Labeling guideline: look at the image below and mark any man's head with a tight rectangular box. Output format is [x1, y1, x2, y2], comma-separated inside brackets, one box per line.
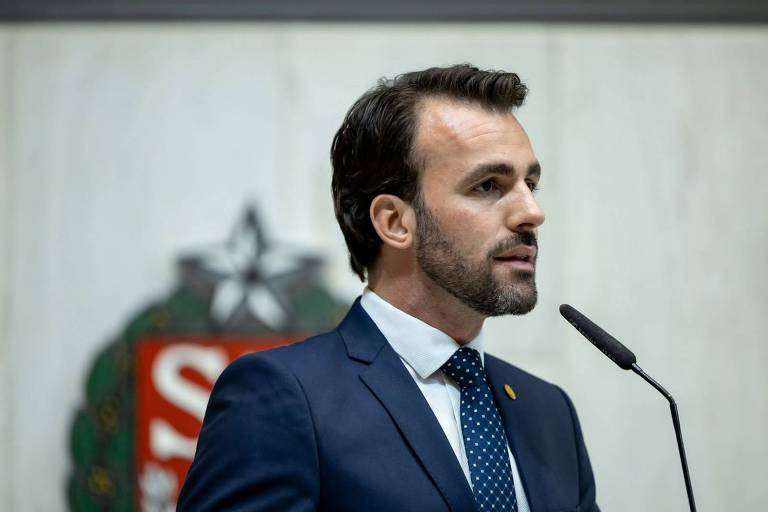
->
[331, 64, 544, 317]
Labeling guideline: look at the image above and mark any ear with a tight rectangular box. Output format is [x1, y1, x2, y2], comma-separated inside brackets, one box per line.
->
[370, 194, 415, 250]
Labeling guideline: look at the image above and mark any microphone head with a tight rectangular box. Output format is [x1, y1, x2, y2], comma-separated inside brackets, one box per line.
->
[559, 304, 637, 370]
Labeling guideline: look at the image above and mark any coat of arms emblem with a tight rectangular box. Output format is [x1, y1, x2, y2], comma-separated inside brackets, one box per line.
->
[67, 207, 347, 511]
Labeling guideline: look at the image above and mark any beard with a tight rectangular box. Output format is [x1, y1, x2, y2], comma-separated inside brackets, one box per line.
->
[414, 199, 538, 317]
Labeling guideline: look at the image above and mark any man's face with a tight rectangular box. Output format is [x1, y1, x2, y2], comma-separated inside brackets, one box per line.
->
[411, 97, 545, 316]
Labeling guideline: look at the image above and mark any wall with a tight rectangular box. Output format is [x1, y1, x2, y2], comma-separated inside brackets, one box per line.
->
[0, 22, 766, 511]
[1, 27, 14, 512]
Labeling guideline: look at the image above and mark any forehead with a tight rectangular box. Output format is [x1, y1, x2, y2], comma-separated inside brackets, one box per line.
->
[413, 96, 535, 180]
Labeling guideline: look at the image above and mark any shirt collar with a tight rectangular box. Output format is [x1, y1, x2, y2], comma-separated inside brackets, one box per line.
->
[359, 288, 485, 379]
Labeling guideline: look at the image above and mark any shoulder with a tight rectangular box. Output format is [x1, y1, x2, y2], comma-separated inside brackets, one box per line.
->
[180, 338, 325, 510]
[228, 329, 341, 368]
[214, 329, 350, 394]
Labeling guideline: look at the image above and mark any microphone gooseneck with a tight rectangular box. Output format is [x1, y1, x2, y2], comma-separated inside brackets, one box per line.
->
[559, 304, 697, 512]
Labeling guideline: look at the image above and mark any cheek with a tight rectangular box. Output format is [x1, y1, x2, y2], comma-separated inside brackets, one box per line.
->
[437, 207, 491, 251]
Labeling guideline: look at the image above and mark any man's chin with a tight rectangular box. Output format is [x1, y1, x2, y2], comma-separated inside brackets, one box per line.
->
[493, 282, 538, 316]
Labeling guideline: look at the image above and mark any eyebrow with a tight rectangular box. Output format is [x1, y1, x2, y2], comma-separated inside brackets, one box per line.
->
[459, 161, 541, 188]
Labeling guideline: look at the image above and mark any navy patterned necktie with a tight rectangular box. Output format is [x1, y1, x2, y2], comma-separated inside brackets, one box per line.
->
[441, 347, 518, 512]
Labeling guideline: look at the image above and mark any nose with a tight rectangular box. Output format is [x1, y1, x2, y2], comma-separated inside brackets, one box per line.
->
[504, 187, 545, 233]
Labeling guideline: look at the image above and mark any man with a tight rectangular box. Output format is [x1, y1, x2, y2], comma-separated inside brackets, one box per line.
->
[178, 64, 599, 512]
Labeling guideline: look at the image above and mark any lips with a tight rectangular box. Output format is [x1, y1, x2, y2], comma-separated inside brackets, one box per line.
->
[492, 245, 536, 271]
[493, 245, 536, 262]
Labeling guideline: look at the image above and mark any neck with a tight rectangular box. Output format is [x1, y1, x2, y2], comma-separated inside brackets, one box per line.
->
[368, 265, 485, 344]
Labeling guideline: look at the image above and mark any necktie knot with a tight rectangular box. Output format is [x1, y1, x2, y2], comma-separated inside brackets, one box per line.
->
[441, 347, 486, 391]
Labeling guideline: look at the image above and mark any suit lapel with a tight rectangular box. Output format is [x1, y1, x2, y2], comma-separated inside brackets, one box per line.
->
[485, 357, 546, 512]
[339, 300, 478, 512]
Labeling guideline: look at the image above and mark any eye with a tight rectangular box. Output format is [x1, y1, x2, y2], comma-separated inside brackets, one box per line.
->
[473, 179, 499, 194]
[526, 181, 540, 193]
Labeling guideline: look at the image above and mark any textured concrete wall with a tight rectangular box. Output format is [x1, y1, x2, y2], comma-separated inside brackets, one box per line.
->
[0, 23, 766, 511]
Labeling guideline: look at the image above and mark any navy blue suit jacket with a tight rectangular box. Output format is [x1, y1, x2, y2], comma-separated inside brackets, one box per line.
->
[178, 299, 599, 512]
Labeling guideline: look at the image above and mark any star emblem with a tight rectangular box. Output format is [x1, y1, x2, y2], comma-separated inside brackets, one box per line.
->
[180, 207, 322, 332]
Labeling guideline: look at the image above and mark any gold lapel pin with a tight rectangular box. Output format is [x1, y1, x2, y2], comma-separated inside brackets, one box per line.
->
[504, 384, 517, 400]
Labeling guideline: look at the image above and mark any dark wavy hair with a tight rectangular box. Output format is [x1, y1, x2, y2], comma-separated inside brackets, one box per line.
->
[331, 64, 528, 281]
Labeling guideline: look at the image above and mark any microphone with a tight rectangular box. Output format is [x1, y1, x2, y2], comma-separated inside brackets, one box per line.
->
[559, 304, 696, 512]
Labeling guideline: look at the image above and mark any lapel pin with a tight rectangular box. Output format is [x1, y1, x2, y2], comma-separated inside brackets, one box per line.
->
[504, 384, 517, 400]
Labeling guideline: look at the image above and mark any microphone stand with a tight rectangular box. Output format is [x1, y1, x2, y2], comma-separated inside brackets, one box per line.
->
[631, 363, 696, 512]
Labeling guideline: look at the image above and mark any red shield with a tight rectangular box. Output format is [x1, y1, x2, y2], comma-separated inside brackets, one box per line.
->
[135, 336, 295, 508]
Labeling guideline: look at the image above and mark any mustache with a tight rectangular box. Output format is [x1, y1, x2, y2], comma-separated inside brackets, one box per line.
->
[487, 232, 538, 258]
